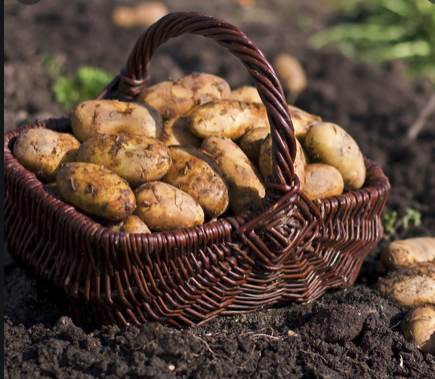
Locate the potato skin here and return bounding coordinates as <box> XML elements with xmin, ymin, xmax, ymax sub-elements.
<box><xmin>201</xmin><ymin>136</ymin><xmax>265</xmax><ymax>215</ymax></box>
<box><xmin>76</xmin><ymin>133</ymin><xmax>171</xmax><ymax>187</ymax></box>
<box><xmin>107</xmin><ymin>215</ymin><xmax>151</xmax><ymax>234</ymax></box>
<box><xmin>71</xmin><ymin>100</ymin><xmax>163</xmax><ymax>142</ymax></box>
<box><xmin>302</xmin><ymin>164</ymin><xmax>344</xmax><ymax>200</ymax></box>
<box><xmin>162</xmin><ymin>146</ymin><xmax>229</xmax><ymax>217</ymax></box>
<box><xmin>160</xmin><ymin>117</ymin><xmax>201</xmax><ymax>148</ymax></box>
<box><xmin>287</xmin><ymin>105</ymin><xmax>322</xmax><ymax>141</ymax></box>
<box><xmin>13</xmin><ymin>128</ymin><xmax>80</xmax><ymax>182</ymax></box>
<box><xmin>56</xmin><ymin>162</ymin><xmax>136</xmax><ymax>221</ymax></box>
<box><xmin>238</xmin><ymin>127</ymin><xmax>270</xmax><ymax>164</ymax></box>
<box><xmin>230</xmin><ymin>86</ymin><xmax>262</xmax><ymax>103</ymax></box>
<box><xmin>401</xmin><ymin>305</ymin><xmax>435</xmax><ymax>354</ymax></box>
<box><xmin>134</xmin><ymin>182</ymin><xmax>204</xmax><ymax>231</ymax></box>
<box><xmin>137</xmin><ymin>72</ymin><xmax>231</xmax><ymax>120</ymax></box>
<box><xmin>305</xmin><ymin>122</ymin><xmax>366</xmax><ymax>191</ymax></box>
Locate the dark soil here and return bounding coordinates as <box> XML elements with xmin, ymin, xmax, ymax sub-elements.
<box><xmin>4</xmin><ymin>1</ymin><xmax>435</xmax><ymax>378</ymax></box>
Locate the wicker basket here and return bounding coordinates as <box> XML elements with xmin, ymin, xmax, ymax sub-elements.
<box><xmin>4</xmin><ymin>12</ymin><xmax>390</xmax><ymax>328</ymax></box>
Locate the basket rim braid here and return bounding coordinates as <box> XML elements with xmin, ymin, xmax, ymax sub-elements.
<box><xmin>4</xmin><ymin>12</ymin><xmax>390</xmax><ymax>328</ymax></box>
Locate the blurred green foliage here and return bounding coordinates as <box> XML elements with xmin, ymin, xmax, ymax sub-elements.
<box><xmin>310</xmin><ymin>0</ymin><xmax>435</xmax><ymax>82</ymax></box>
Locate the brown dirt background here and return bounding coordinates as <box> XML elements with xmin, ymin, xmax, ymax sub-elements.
<box><xmin>4</xmin><ymin>1</ymin><xmax>435</xmax><ymax>378</ymax></box>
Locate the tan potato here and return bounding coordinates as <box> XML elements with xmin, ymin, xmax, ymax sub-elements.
<box><xmin>376</xmin><ymin>262</ymin><xmax>435</xmax><ymax>309</ymax></box>
<box><xmin>71</xmin><ymin>100</ymin><xmax>163</xmax><ymax>142</ymax></box>
<box><xmin>162</xmin><ymin>146</ymin><xmax>229</xmax><ymax>217</ymax></box>
<box><xmin>201</xmin><ymin>136</ymin><xmax>265</xmax><ymax>215</ymax></box>
<box><xmin>107</xmin><ymin>215</ymin><xmax>151</xmax><ymax>234</ymax></box>
<box><xmin>381</xmin><ymin>238</ymin><xmax>435</xmax><ymax>271</ymax></box>
<box><xmin>160</xmin><ymin>117</ymin><xmax>201</xmax><ymax>148</ymax></box>
<box><xmin>76</xmin><ymin>133</ymin><xmax>171</xmax><ymax>187</ymax></box>
<box><xmin>305</xmin><ymin>122</ymin><xmax>366</xmax><ymax>191</ymax></box>
<box><xmin>287</xmin><ymin>105</ymin><xmax>322</xmax><ymax>141</ymax></box>
<box><xmin>259</xmin><ymin>134</ymin><xmax>308</xmax><ymax>184</ymax></box>
<box><xmin>401</xmin><ymin>305</ymin><xmax>435</xmax><ymax>354</ymax></box>
<box><xmin>238</xmin><ymin>127</ymin><xmax>270</xmax><ymax>164</ymax></box>
<box><xmin>137</xmin><ymin>72</ymin><xmax>231</xmax><ymax>120</ymax></box>
<box><xmin>273</xmin><ymin>54</ymin><xmax>307</xmax><ymax>103</ymax></box>
<box><xmin>230</xmin><ymin>86</ymin><xmax>262</xmax><ymax>103</ymax></box>
<box><xmin>302</xmin><ymin>164</ymin><xmax>344</xmax><ymax>200</ymax></box>
<box><xmin>13</xmin><ymin>128</ymin><xmax>80</xmax><ymax>182</ymax></box>
<box><xmin>134</xmin><ymin>182</ymin><xmax>204</xmax><ymax>231</ymax></box>
<box><xmin>56</xmin><ymin>162</ymin><xmax>136</xmax><ymax>221</ymax></box>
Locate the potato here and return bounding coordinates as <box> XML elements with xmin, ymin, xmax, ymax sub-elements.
<box><xmin>56</xmin><ymin>162</ymin><xmax>136</xmax><ymax>221</ymax></box>
<box><xmin>160</xmin><ymin>117</ymin><xmax>201</xmax><ymax>148</ymax></box>
<box><xmin>137</xmin><ymin>72</ymin><xmax>231</xmax><ymax>120</ymax></box>
<box><xmin>76</xmin><ymin>133</ymin><xmax>171</xmax><ymax>187</ymax></box>
<box><xmin>376</xmin><ymin>262</ymin><xmax>435</xmax><ymax>309</ymax></box>
<box><xmin>134</xmin><ymin>182</ymin><xmax>204</xmax><ymax>231</ymax></box>
<box><xmin>13</xmin><ymin>128</ymin><xmax>80</xmax><ymax>182</ymax></box>
<box><xmin>273</xmin><ymin>54</ymin><xmax>307</xmax><ymax>102</ymax></box>
<box><xmin>201</xmin><ymin>136</ymin><xmax>265</xmax><ymax>215</ymax></box>
<box><xmin>401</xmin><ymin>305</ymin><xmax>435</xmax><ymax>354</ymax></box>
<box><xmin>381</xmin><ymin>237</ymin><xmax>435</xmax><ymax>271</ymax></box>
<box><xmin>107</xmin><ymin>215</ymin><xmax>151</xmax><ymax>234</ymax></box>
<box><xmin>71</xmin><ymin>100</ymin><xmax>163</xmax><ymax>142</ymax></box>
<box><xmin>302</xmin><ymin>164</ymin><xmax>344</xmax><ymax>200</ymax></box>
<box><xmin>44</xmin><ymin>181</ymin><xmax>63</xmax><ymax>199</ymax></box>
<box><xmin>238</xmin><ymin>127</ymin><xmax>270</xmax><ymax>164</ymax></box>
<box><xmin>305</xmin><ymin>122</ymin><xmax>366</xmax><ymax>191</ymax></box>
<box><xmin>259</xmin><ymin>134</ymin><xmax>308</xmax><ymax>184</ymax></box>
<box><xmin>230</xmin><ymin>86</ymin><xmax>262</xmax><ymax>103</ymax></box>
<box><xmin>287</xmin><ymin>105</ymin><xmax>322</xmax><ymax>141</ymax></box>
<box><xmin>162</xmin><ymin>146</ymin><xmax>229</xmax><ymax>217</ymax></box>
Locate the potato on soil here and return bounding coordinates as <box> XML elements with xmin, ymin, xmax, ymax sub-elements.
<box><xmin>201</xmin><ymin>136</ymin><xmax>265</xmax><ymax>215</ymax></box>
<box><xmin>71</xmin><ymin>100</ymin><xmax>163</xmax><ymax>142</ymax></box>
<box><xmin>13</xmin><ymin>128</ymin><xmax>80</xmax><ymax>182</ymax></box>
<box><xmin>401</xmin><ymin>305</ymin><xmax>435</xmax><ymax>354</ymax></box>
<box><xmin>381</xmin><ymin>237</ymin><xmax>435</xmax><ymax>271</ymax></box>
<box><xmin>76</xmin><ymin>133</ymin><xmax>171</xmax><ymax>187</ymax></box>
<box><xmin>160</xmin><ymin>117</ymin><xmax>201</xmax><ymax>148</ymax></box>
<box><xmin>56</xmin><ymin>162</ymin><xmax>136</xmax><ymax>221</ymax></box>
<box><xmin>259</xmin><ymin>134</ymin><xmax>308</xmax><ymax>184</ymax></box>
<box><xmin>230</xmin><ymin>86</ymin><xmax>262</xmax><ymax>103</ymax></box>
<box><xmin>302</xmin><ymin>164</ymin><xmax>344</xmax><ymax>200</ymax></box>
<box><xmin>305</xmin><ymin>122</ymin><xmax>366</xmax><ymax>191</ymax></box>
<box><xmin>238</xmin><ymin>127</ymin><xmax>270</xmax><ymax>164</ymax></box>
<box><xmin>107</xmin><ymin>215</ymin><xmax>151</xmax><ymax>234</ymax></box>
<box><xmin>137</xmin><ymin>72</ymin><xmax>231</xmax><ymax>120</ymax></box>
<box><xmin>162</xmin><ymin>146</ymin><xmax>229</xmax><ymax>217</ymax></box>
<box><xmin>134</xmin><ymin>182</ymin><xmax>204</xmax><ymax>231</ymax></box>
<box><xmin>376</xmin><ymin>262</ymin><xmax>435</xmax><ymax>309</ymax></box>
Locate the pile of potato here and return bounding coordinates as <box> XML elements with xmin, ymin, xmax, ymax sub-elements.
<box><xmin>13</xmin><ymin>72</ymin><xmax>367</xmax><ymax>233</ymax></box>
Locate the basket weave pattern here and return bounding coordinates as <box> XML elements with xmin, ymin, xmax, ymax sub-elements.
<box><xmin>4</xmin><ymin>13</ymin><xmax>390</xmax><ymax>328</ymax></box>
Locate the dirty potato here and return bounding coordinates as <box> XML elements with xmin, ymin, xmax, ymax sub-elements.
<box><xmin>302</xmin><ymin>164</ymin><xmax>344</xmax><ymax>200</ymax></box>
<box><xmin>305</xmin><ymin>122</ymin><xmax>366</xmax><ymax>191</ymax></box>
<box><xmin>134</xmin><ymin>182</ymin><xmax>204</xmax><ymax>231</ymax></box>
<box><xmin>13</xmin><ymin>128</ymin><xmax>80</xmax><ymax>182</ymax></box>
<box><xmin>401</xmin><ymin>305</ymin><xmax>435</xmax><ymax>354</ymax></box>
<box><xmin>137</xmin><ymin>72</ymin><xmax>231</xmax><ymax>120</ymax></box>
<box><xmin>76</xmin><ymin>133</ymin><xmax>171</xmax><ymax>187</ymax></box>
<box><xmin>259</xmin><ymin>134</ymin><xmax>308</xmax><ymax>184</ymax></box>
<box><xmin>71</xmin><ymin>100</ymin><xmax>163</xmax><ymax>142</ymax></box>
<box><xmin>160</xmin><ymin>117</ymin><xmax>201</xmax><ymax>148</ymax></box>
<box><xmin>230</xmin><ymin>85</ymin><xmax>262</xmax><ymax>103</ymax></box>
<box><xmin>238</xmin><ymin>127</ymin><xmax>270</xmax><ymax>164</ymax></box>
<box><xmin>162</xmin><ymin>146</ymin><xmax>229</xmax><ymax>217</ymax></box>
<box><xmin>201</xmin><ymin>136</ymin><xmax>265</xmax><ymax>215</ymax></box>
<box><xmin>287</xmin><ymin>105</ymin><xmax>322</xmax><ymax>141</ymax></box>
<box><xmin>56</xmin><ymin>162</ymin><xmax>136</xmax><ymax>221</ymax></box>
<box><xmin>107</xmin><ymin>215</ymin><xmax>151</xmax><ymax>234</ymax></box>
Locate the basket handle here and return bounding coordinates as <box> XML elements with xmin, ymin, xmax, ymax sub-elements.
<box><xmin>116</xmin><ymin>11</ymin><xmax>297</xmax><ymax>188</ymax></box>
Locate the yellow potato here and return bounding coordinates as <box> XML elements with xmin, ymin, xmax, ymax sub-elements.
<box><xmin>273</xmin><ymin>54</ymin><xmax>307</xmax><ymax>95</ymax></box>
<box><xmin>305</xmin><ymin>122</ymin><xmax>366</xmax><ymax>191</ymax></box>
<box><xmin>238</xmin><ymin>127</ymin><xmax>270</xmax><ymax>164</ymax></box>
<box><xmin>134</xmin><ymin>182</ymin><xmax>204</xmax><ymax>231</ymax></box>
<box><xmin>302</xmin><ymin>164</ymin><xmax>344</xmax><ymax>200</ymax></box>
<box><xmin>401</xmin><ymin>305</ymin><xmax>435</xmax><ymax>354</ymax></box>
<box><xmin>201</xmin><ymin>136</ymin><xmax>265</xmax><ymax>215</ymax></box>
<box><xmin>162</xmin><ymin>146</ymin><xmax>229</xmax><ymax>217</ymax></box>
<box><xmin>76</xmin><ymin>133</ymin><xmax>171</xmax><ymax>187</ymax></box>
<box><xmin>160</xmin><ymin>117</ymin><xmax>201</xmax><ymax>148</ymax></box>
<box><xmin>230</xmin><ymin>86</ymin><xmax>262</xmax><ymax>103</ymax></box>
<box><xmin>381</xmin><ymin>238</ymin><xmax>435</xmax><ymax>271</ymax></box>
<box><xmin>56</xmin><ymin>162</ymin><xmax>136</xmax><ymax>221</ymax></box>
<box><xmin>137</xmin><ymin>72</ymin><xmax>231</xmax><ymax>120</ymax></box>
<box><xmin>107</xmin><ymin>215</ymin><xmax>151</xmax><ymax>234</ymax></box>
<box><xmin>13</xmin><ymin>128</ymin><xmax>80</xmax><ymax>182</ymax></box>
<box><xmin>259</xmin><ymin>134</ymin><xmax>308</xmax><ymax>184</ymax></box>
<box><xmin>71</xmin><ymin>100</ymin><xmax>163</xmax><ymax>142</ymax></box>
